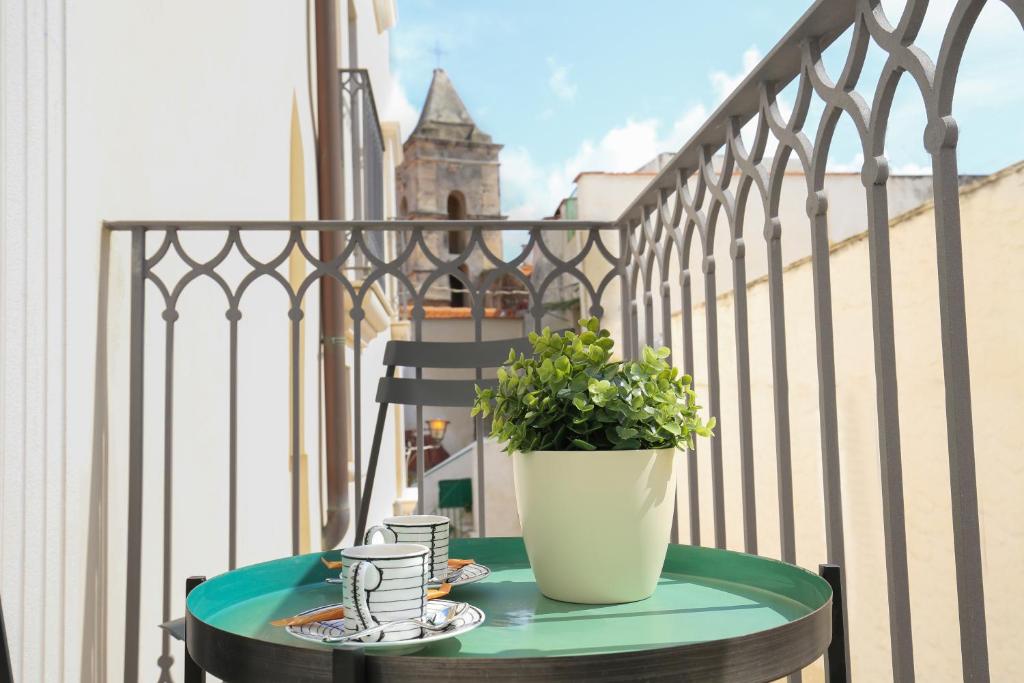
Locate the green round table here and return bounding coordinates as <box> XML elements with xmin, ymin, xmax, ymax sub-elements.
<box><xmin>186</xmin><ymin>537</ymin><xmax>832</xmax><ymax>682</ymax></box>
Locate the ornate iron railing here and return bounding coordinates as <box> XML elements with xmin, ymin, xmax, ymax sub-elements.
<box><xmin>110</xmin><ymin>0</ymin><xmax>1018</xmax><ymax>680</ymax></box>
<box><xmin>616</xmin><ymin>0</ymin><xmax>1019</xmax><ymax>680</ymax></box>
<box><xmin>106</xmin><ymin>219</ymin><xmax>621</xmax><ymax>681</ymax></box>
<box><xmin>340</xmin><ymin>69</ymin><xmax>387</xmax><ymax>236</ymax></box>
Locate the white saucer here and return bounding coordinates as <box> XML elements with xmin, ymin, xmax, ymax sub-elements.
<box><xmin>429</xmin><ymin>563</ymin><xmax>491</xmax><ymax>587</ymax></box>
<box><xmin>286</xmin><ymin>599</ymin><xmax>485</xmax><ymax>652</ymax></box>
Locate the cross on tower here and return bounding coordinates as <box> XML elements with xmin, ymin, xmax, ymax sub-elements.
<box><xmin>432</xmin><ymin>40</ymin><xmax>448</xmax><ymax>68</ymax></box>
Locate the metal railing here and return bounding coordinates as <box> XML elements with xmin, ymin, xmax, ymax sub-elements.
<box><xmin>340</xmin><ymin>69</ymin><xmax>386</xmax><ymax>228</ymax></box>
<box><xmin>615</xmin><ymin>0</ymin><xmax>1014</xmax><ymax>680</ymax></box>
<box><xmin>107</xmin><ymin>219</ymin><xmax>620</xmax><ymax>681</ymax></box>
<box><xmin>110</xmin><ymin>1</ymin><xmax>1014</xmax><ymax>680</ymax></box>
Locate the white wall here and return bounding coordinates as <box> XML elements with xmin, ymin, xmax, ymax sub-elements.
<box><xmin>1</xmin><ymin>1</ymin><xmax>400</xmax><ymax>681</ymax></box>
<box><xmin>422</xmin><ymin>439</ymin><xmax>522</xmax><ymax>538</ymax></box>
<box><xmin>1</xmin><ymin>2</ymin><xmax>71</xmax><ymax>682</ymax></box>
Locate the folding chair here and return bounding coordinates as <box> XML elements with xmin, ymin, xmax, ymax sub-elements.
<box><xmin>354</xmin><ymin>335</ymin><xmax>533</xmax><ymax>543</ymax></box>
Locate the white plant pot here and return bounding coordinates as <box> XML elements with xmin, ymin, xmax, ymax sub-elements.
<box><xmin>512</xmin><ymin>447</ymin><xmax>677</xmax><ymax>604</ymax></box>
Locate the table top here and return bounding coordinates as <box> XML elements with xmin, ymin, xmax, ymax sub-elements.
<box><xmin>186</xmin><ymin>537</ymin><xmax>832</xmax><ymax>682</ymax></box>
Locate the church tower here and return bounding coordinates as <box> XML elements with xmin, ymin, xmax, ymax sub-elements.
<box><xmin>397</xmin><ymin>68</ymin><xmax>503</xmax><ymax>307</ymax></box>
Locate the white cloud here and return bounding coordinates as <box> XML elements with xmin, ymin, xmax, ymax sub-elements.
<box><xmin>826</xmin><ymin>152</ymin><xmax>932</xmax><ymax>176</ymax></box>
<box><xmin>499</xmin><ymin>46</ymin><xmax>770</xmax><ymax>219</ymax></box>
<box><xmin>502</xmin><ymin>106</ymin><xmax>706</xmax><ymax>219</ymax></box>
<box><xmin>891</xmin><ymin>161</ymin><xmax>932</xmax><ymax>175</ymax></box>
<box><xmin>547</xmin><ymin>58</ymin><xmax>578</xmax><ymax>102</ymax></box>
<box><xmin>827</xmin><ymin>152</ymin><xmax>864</xmax><ymax>173</ymax></box>
<box><xmin>379</xmin><ymin>73</ymin><xmax>420</xmax><ymax>141</ymax></box>
<box><xmin>709</xmin><ymin>46</ymin><xmax>762</xmax><ymax>102</ymax></box>
<box><xmin>502</xmin><ymin>47</ymin><xmax>771</xmax><ymax>219</ymax></box>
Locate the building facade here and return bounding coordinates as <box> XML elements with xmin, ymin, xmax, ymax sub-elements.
<box><xmin>0</xmin><ymin>1</ymin><xmax>405</xmax><ymax>681</ymax></box>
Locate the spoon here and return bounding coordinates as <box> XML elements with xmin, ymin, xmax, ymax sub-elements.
<box><xmin>428</xmin><ymin>566</ymin><xmax>466</xmax><ymax>585</ymax></box>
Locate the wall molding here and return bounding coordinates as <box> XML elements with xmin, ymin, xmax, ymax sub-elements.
<box><xmin>1</xmin><ymin>0</ymin><xmax>69</xmax><ymax>680</ymax></box>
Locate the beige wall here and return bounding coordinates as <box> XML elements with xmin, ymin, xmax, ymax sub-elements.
<box><xmin>676</xmin><ymin>162</ymin><xmax>1024</xmax><ymax>681</ymax></box>
<box><xmin>574</xmin><ymin>172</ymin><xmax>656</xmax><ymax>221</ymax></box>
<box><xmin>577</xmin><ymin>170</ymin><xmax>938</xmax><ymax>351</ymax></box>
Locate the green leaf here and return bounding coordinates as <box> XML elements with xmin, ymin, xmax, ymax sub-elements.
<box><xmin>474</xmin><ymin>317</ymin><xmax>715</xmax><ymax>454</ymax></box>
<box><xmin>616</xmin><ymin>425</ymin><xmax>639</xmax><ymax>440</ymax></box>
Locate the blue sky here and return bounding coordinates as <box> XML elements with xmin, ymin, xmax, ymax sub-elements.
<box><xmin>386</xmin><ymin>0</ymin><xmax>1024</xmax><ymax>221</ymax></box>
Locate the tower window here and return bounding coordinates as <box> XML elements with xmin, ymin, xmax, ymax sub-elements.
<box><xmin>446</xmin><ymin>190</ymin><xmax>468</xmax><ymax>306</ymax></box>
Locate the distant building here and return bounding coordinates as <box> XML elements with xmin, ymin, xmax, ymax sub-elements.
<box><xmin>544</xmin><ymin>156</ymin><xmax>956</xmax><ymax>347</ymax></box>
<box><xmin>396</xmin><ymin>68</ymin><xmax>505</xmax><ymax>308</ymax></box>
<box><xmin>394</xmin><ymin>68</ymin><xmax>524</xmax><ymax>488</ymax></box>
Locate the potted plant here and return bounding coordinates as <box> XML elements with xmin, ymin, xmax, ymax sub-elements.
<box><xmin>472</xmin><ymin>318</ymin><xmax>714</xmax><ymax>604</ymax></box>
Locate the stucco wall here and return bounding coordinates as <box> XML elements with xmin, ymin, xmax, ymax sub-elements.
<box><xmin>578</xmin><ymin>171</ymin><xmax>938</xmax><ymax>350</ymax></box>
<box><xmin>1</xmin><ymin>1</ymin><xmax>401</xmax><ymax>681</ymax></box>
<box><xmin>677</xmin><ymin>161</ymin><xmax>1024</xmax><ymax>681</ymax></box>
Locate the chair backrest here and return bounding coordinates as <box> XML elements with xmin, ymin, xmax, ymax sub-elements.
<box><xmin>375</xmin><ymin>336</ymin><xmax>534</xmax><ymax>408</ymax></box>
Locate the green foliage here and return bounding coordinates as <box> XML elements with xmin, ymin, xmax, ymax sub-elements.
<box><xmin>471</xmin><ymin>317</ymin><xmax>715</xmax><ymax>453</ymax></box>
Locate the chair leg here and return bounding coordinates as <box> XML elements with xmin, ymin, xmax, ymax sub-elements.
<box><xmin>818</xmin><ymin>564</ymin><xmax>849</xmax><ymax>683</ymax></box>
<box><xmin>355</xmin><ymin>366</ymin><xmax>395</xmax><ymax>544</ymax></box>
<box><xmin>1</xmin><ymin>592</ymin><xmax>13</xmax><ymax>683</ymax></box>
<box><xmin>185</xmin><ymin>576</ymin><xmax>206</xmax><ymax>683</ymax></box>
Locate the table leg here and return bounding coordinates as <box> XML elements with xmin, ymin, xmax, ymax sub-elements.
<box><xmin>185</xmin><ymin>576</ymin><xmax>206</xmax><ymax>683</ymax></box>
<box><xmin>818</xmin><ymin>564</ymin><xmax>848</xmax><ymax>683</ymax></box>
<box><xmin>332</xmin><ymin>646</ymin><xmax>366</xmax><ymax>682</ymax></box>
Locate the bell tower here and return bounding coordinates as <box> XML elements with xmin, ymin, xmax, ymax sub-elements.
<box><xmin>397</xmin><ymin>68</ymin><xmax>504</xmax><ymax>306</ymax></box>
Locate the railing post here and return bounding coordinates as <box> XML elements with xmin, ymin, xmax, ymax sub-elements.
<box><xmin>617</xmin><ymin>223</ymin><xmax>633</xmax><ymax>359</ymax></box>
<box><xmin>926</xmin><ymin>112</ymin><xmax>989</xmax><ymax>682</ymax></box>
<box><xmin>124</xmin><ymin>227</ymin><xmax>146</xmax><ymax>683</ymax></box>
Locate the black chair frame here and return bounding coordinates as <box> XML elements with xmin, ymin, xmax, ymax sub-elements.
<box><xmin>354</xmin><ymin>335</ymin><xmax>533</xmax><ymax>543</ymax></box>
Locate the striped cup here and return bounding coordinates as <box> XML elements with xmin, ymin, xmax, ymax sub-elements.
<box><xmin>364</xmin><ymin>514</ymin><xmax>451</xmax><ymax>581</ymax></box>
<box><xmin>340</xmin><ymin>542</ymin><xmax>429</xmax><ymax>642</ymax></box>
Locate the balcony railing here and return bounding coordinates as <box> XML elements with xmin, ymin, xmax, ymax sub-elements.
<box><xmin>614</xmin><ymin>1</ymin><xmax>1007</xmax><ymax>680</ymax></box>
<box><xmin>106</xmin><ymin>219</ymin><xmax>620</xmax><ymax>681</ymax></box>
<box><xmin>340</xmin><ymin>69</ymin><xmax>386</xmax><ymax>229</ymax></box>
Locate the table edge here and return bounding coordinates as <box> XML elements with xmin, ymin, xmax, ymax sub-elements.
<box><xmin>186</xmin><ymin>594</ymin><xmax>831</xmax><ymax>682</ymax></box>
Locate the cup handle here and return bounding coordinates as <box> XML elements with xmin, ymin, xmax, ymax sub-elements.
<box><xmin>363</xmin><ymin>524</ymin><xmax>397</xmax><ymax>544</ymax></box>
<box><xmin>348</xmin><ymin>559</ymin><xmax>381</xmax><ymax>634</ymax></box>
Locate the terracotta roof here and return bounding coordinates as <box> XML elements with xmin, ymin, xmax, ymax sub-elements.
<box><xmin>406</xmin><ymin>306</ymin><xmax>520</xmax><ymax>319</ymax></box>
